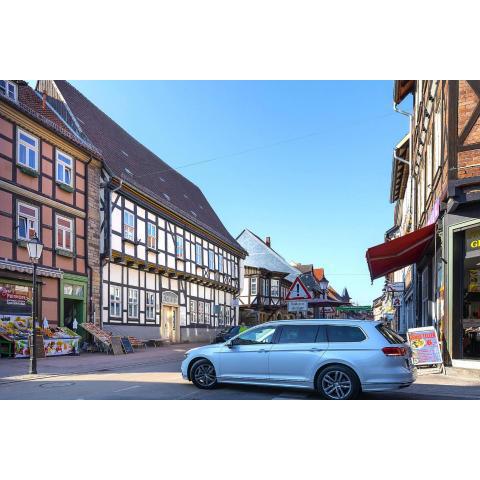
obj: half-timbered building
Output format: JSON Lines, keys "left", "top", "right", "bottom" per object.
{"left": 367, "top": 80, "right": 480, "bottom": 367}
{"left": 236, "top": 229, "right": 301, "bottom": 323}
{"left": 38, "top": 81, "right": 246, "bottom": 343}
{"left": 0, "top": 81, "right": 102, "bottom": 332}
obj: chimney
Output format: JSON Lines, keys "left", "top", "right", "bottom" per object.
{"left": 265, "top": 236, "right": 271, "bottom": 247}
{"left": 42, "top": 91, "right": 47, "bottom": 111}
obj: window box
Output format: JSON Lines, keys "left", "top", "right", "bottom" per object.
{"left": 56, "top": 248, "right": 75, "bottom": 258}
{"left": 18, "top": 165, "right": 40, "bottom": 178}
{"left": 56, "top": 181, "right": 74, "bottom": 193}
{"left": 16, "top": 239, "right": 28, "bottom": 248}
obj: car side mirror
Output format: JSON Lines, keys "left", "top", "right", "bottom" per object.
{"left": 226, "top": 341, "right": 233, "bottom": 348}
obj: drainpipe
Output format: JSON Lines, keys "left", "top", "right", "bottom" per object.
{"left": 394, "top": 101, "right": 415, "bottom": 331}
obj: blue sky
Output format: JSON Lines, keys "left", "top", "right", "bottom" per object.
{"left": 66, "top": 81, "right": 407, "bottom": 305}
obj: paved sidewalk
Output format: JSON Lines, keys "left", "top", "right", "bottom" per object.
{"left": 0, "top": 343, "right": 201, "bottom": 384}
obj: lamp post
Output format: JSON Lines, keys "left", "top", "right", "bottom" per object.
{"left": 318, "top": 276, "right": 329, "bottom": 319}
{"left": 26, "top": 233, "right": 43, "bottom": 375}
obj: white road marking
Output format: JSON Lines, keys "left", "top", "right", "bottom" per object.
{"left": 113, "top": 385, "right": 142, "bottom": 393}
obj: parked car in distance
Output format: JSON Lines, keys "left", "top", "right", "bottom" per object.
{"left": 182, "top": 319, "right": 416, "bottom": 399}
{"left": 211, "top": 325, "right": 242, "bottom": 344}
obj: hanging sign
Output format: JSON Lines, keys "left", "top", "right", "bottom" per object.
{"left": 287, "top": 301, "right": 308, "bottom": 312}
{"left": 407, "top": 326, "right": 442, "bottom": 366}
{"left": 286, "top": 277, "right": 312, "bottom": 301}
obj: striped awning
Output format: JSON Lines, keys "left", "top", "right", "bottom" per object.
{"left": 0, "top": 259, "right": 63, "bottom": 279}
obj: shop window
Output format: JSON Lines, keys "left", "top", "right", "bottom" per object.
{"left": 147, "top": 222, "right": 156, "bottom": 249}
{"left": 463, "top": 227, "right": 480, "bottom": 358}
{"left": 56, "top": 215, "right": 74, "bottom": 251}
{"left": 123, "top": 210, "right": 135, "bottom": 241}
{"left": 176, "top": 235, "right": 184, "bottom": 259}
{"left": 198, "top": 301, "right": 204, "bottom": 324}
{"left": 56, "top": 150, "right": 73, "bottom": 186}
{"left": 17, "top": 129, "right": 39, "bottom": 171}
{"left": 17, "top": 202, "right": 39, "bottom": 240}
{"left": 0, "top": 80, "right": 17, "bottom": 101}
{"left": 146, "top": 291, "right": 155, "bottom": 320}
{"left": 190, "top": 299, "right": 197, "bottom": 323}
{"left": 127, "top": 288, "right": 139, "bottom": 318}
{"left": 110, "top": 286, "right": 122, "bottom": 317}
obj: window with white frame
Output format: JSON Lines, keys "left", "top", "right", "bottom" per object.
{"left": 176, "top": 235, "right": 184, "bottom": 259}
{"left": 0, "top": 81, "right": 17, "bottom": 101}
{"left": 251, "top": 277, "right": 258, "bottom": 296}
{"left": 17, "top": 202, "right": 39, "bottom": 240}
{"left": 263, "top": 279, "right": 270, "bottom": 297}
{"left": 190, "top": 299, "right": 197, "bottom": 323}
{"left": 218, "top": 254, "right": 223, "bottom": 273}
{"left": 110, "top": 286, "right": 122, "bottom": 317}
{"left": 195, "top": 244, "right": 203, "bottom": 265}
{"left": 204, "top": 302, "right": 211, "bottom": 325}
{"left": 56, "top": 215, "right": 73, "bottom": 251}
{"left": 271, "top": 279, "right": 280, "bottom": 297}
{"left": 208, "top": 250, "right": 215, "bottom": 269}
{"left": 198, "top": 301, "right": 205, "bottom": 324}
{"left": 233, "top": 262, "right": 238, "bottom": 279}
{"left": 124, "top": 211, "right": 135, "bottom": 241}
{"left": 218, "top": 305, "right": 225, "bottom": 326}
{"left": 56, "top": 150, "right": 73, "bottom": 186}
{"left": 17, "top": 129, "right": 38, "bottom": 171}
{"left": 128, "top": 288, "right": 139, "bottom": 318}
{"left": 225, "top": 307, "right": 231, "bottom": 326}
{"left": 147, "top": 222, "right": 156, "bottom": 249}
{"left": 146, "top": 292, "right": 155, "bottom": 320}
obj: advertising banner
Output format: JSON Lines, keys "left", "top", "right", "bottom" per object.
{"left": 407, "top": 326, "right": 442, "bottom": 366}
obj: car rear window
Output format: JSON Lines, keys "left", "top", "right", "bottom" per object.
{"left": 327, "top": 325, "right": 366, "bottom": 343}
{"left": 278, "top": 325, "right": 319, "bottom": 344}
{"left": 375, "top": 324, "right": 405, "bottom": 344}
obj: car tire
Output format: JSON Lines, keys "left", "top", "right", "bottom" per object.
{"left": 190, "top": 359, "right": 218, "bottom": 390}
{"left": 316, "top": 365, "right": 360, "bottom": 400}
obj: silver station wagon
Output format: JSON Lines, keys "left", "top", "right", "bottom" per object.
{"left": 181, "top": 319, "right": 416, "bottom": 399}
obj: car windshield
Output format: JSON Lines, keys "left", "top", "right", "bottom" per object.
{"left": 376, "top": 324, "right": 405, "bottom": 344}
{"left": 235, "top": 326, "right": 276, "bottom": 345}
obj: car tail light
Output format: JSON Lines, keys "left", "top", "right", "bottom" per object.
{"left": 382, "top": 346, "right": 407, "bottom": 357}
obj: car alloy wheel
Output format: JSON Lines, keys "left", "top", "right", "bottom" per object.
{"left": 191, "top": 360, "right": 217, "bottom": 389}
{"left": 321, "top": 370, "right": 353, "bottom": 399}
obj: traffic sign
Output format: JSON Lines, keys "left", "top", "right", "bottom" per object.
{"left": 287, "top": 301, "right": 308, "bottom": 312}
{"left": 286, "top": 277, "right": 312, "bottom": 301}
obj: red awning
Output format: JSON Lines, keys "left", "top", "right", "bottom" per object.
{"left": 366, "top": 224, "right": 435, "bottom": 281}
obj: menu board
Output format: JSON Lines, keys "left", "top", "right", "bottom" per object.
{"left": 407, "top": 327, "right": 443, "bottom": 366}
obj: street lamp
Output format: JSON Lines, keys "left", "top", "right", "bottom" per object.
{"left": 26, "top": 233, "right": 43, "bottom": 375}
{"left": 318, "top": 276, "right": 329, "bottom": 319}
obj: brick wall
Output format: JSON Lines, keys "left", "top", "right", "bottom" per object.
{"left": 87, "top": 160, "right": 102, "bottom": 325}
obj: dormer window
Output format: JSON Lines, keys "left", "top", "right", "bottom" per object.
{"left": 0, "top": 80, "right": 17, "bottom": 101}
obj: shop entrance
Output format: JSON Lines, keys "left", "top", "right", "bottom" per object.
{"left": 63, "top": 299, "right": 84, "bottom": 334}
{"left": 161, "top": 305, "right": 178, "bottom": 342}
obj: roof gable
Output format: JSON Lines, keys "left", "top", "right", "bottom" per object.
{"left": 236, "top": 229, "right": 301, "bottom": 282}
